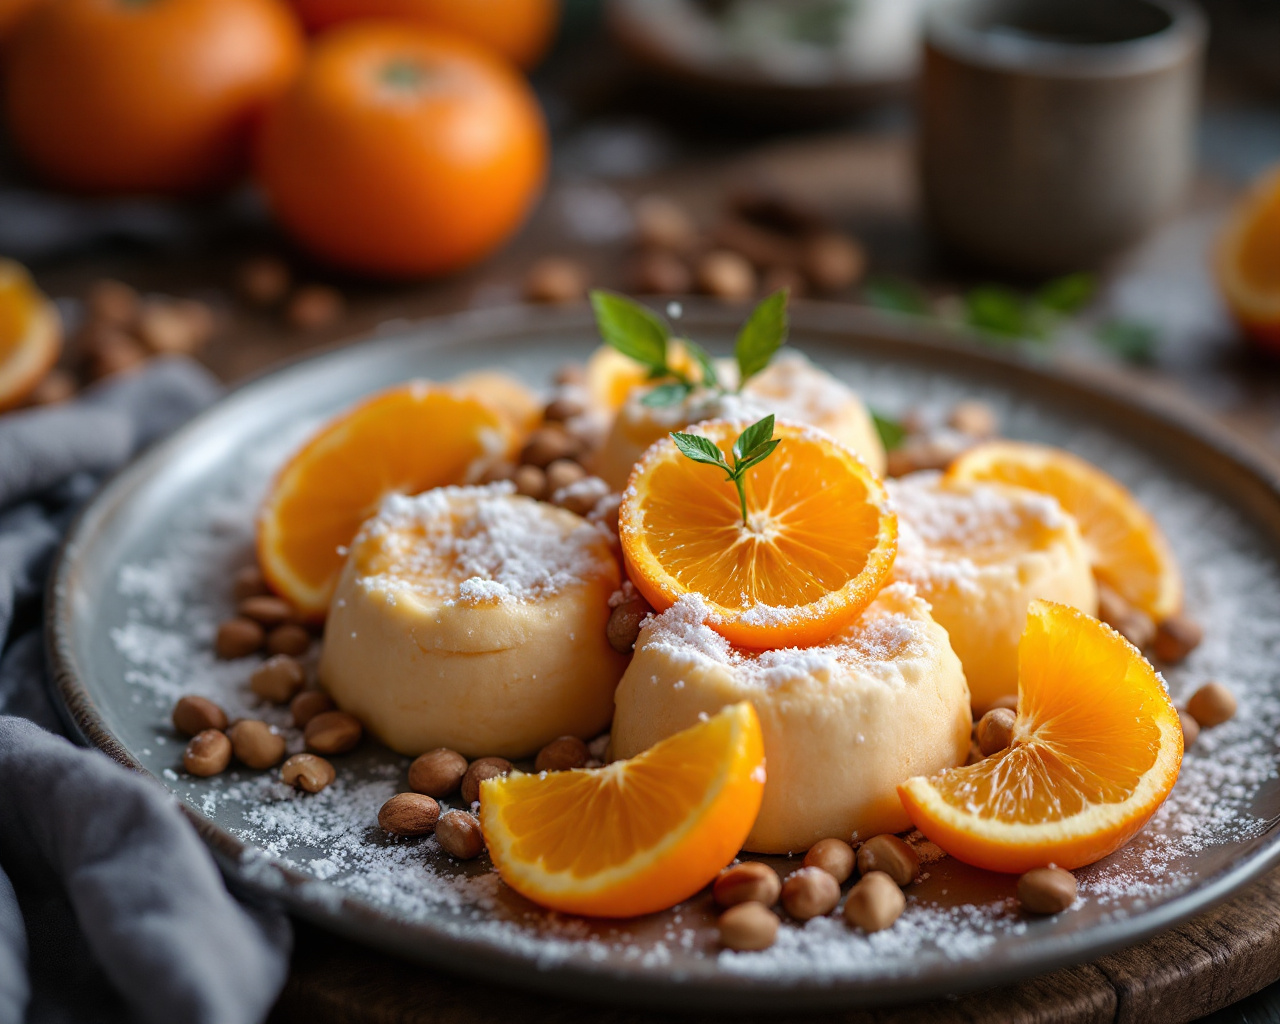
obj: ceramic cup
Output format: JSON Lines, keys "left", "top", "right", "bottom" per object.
{"left": 919, "top": 0, "right": 1207, "bottom": 276}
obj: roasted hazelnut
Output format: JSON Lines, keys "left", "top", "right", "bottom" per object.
{"left": 976, "top": 707, "right": 1016, "bottom": 756}
{"left": 947, "top": 401, "right": 998, "bottom": 439}
{"left": 290, "top": 689, "right": 334, "bottom": 729}
{"left": 543, "top": 395, "right": 587, "bottom": 423}
{"left": 512, "top": 464, "right": 548, "bottom": 500}
{"left": 249, "top": 655, "right": 306, "bottom": 704}
{"left": 1017, "top": 867, "right": 1077, "bottom": 915}
{"left": 632, "top": 251, "right": 692, "bottom": 295}
{"left": 408, "top": 748, "right": 469, "bottom": 797}
{"left": 227, "top": 720, "right": 286, "bottom": 770}
{"left": 634, "top": 194, "right": 697, "bottom": 252}
{"left": 607, "top": 597, "right": 651, "bottom": 653}
{"left": 519, "top": 426, "right": 582, "bottom": 468}
{"left": 714, "top": 862, "right": 781, "bottom": 909}
{"left": 136, "top": 298, "right": 214, "bottom": 355}
{"left": 28, "top": 370, "right": 76, "bottom": 406}
{"left": 237, "top": 595, "right": 294, "bottom": 627}
{"left": 287, "top": 285, "right": 343, "bottom": 331}
{"left": 553, "top": 476, "right": 608, "bottom": 517}
{"left": 535, "top": 736, "right": 589, "bottom": 773}
{"left": 379, "top": 793, "right": 441, "bottom": 836}
{"left": 304, "top": 710, "right": 363, "bottom": 755}
{"left": 215, "top": 618, "right": 264, "bottom": 659}
{"left": 717, "top": 902, "right": 778, "bottom": 951}
{"left": 435, "top": 809, "right": 485, "bottom": 859}
{"left": 266, "top": 623, "right": 311, "bottom": 657}
{"left": 696, "top": 250, "right": 756, "bottom": 300}
{"left": 1186, "top": 681, "right": 1236, "bottom": 729}
{"left": 524, "top": 257, "right": 588, "bottom": 304}
{"left": 1178, "top": 708, "right": 1200, "bottom": 749}
{"left": 856, "top": 834, "right": 919, "bottom": 887}
{"left": 545, "top": 458, "right": 586, "bottom": 494}
{"left": 84, "top": 326, "right": 147, "bottom": 380}
{"left": 804, "top": 838, "right": 855, "bottom": 884}
{"left": 237, "top": 256, "right": 291, "bottom": 307}
{"left": 781, "top": 867, "right": 841, "bottom": 921}
{"left": 281, "top": 753, "right": 335, "bottom": 794}
{"left": 801, "top": 233, "right": 865, "bottom": 293}
{"left": 1153, "top": 613, "right": 1203, "bottom": 664}
{"left": 172, "top": 695, "right": 228, "bottom": 737}
{"left": 87, "top": 278, "right": 140, "bottom": 327}
{"left": 183, "top": 729, "right": 231, "bottom": 777}
{"left": 460, "top": 756, "right": 512, "bottom": 805}
{"left": 232, "top": 565, "right": 269, "bottom": 601}
{"left": 844, "top": 871, "right": 905, "bottom": 932}
{"left": 1097, "top": 583, "right": 1156, "bottom": 650}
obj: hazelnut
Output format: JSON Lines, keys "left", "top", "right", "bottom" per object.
{"left": 137, "top": 298, "right": 215, "bottom": 355}
{"left": 266, "top": 623, "right": 311, "bottom": 657}
{"left": 634, "top": 195, "right": 697, "bottom": 252}
{"left": 696, "top": 250, "right": 756, "bottom": 301}
{"left": 249, "top": 654, "right": 306, "bottom": 704}
{"left": 290, "top": 689, "right": 334, "bottom": 729}
{"left": 717, "top": 902, "right": 778, "bottom": 951}
{"left": 28, "top": 370, "right": 76, "bottom": 406}
{"left": 460, "top": 756, "right": 512, "bottom": 805}
{"left": 287, "top": 285, "right": 343, "bottom": 331}
{"left": 183, "top": 729, "right": 231, "bottom": 777}
{"left": 844, "top": 871, "right": 905, "bottom": 932}
{"left": 804, "top": 838, "right": 855, "bottom": 884}
{"left": 1017, "top": 867, "right": 1077, "bottom": 915}
{"left": 543, "top": 395, "right": 587, "bottom": 423}
{"left": 632, "top": 251, "right": 692, "bottom": 295}
{"left": 435, "top": 809, "right": 485, "bottom": 859}
{"left": 477, "top": 461, "right": 516, "bottom": 485}
{"left": 856, "top": 834, "right": 919, "bottom": 887}
{"left": 553, "top": 476, "right": 608, "bottom": 517}
{"left": 87, "top": 278, "right": 140, "bottom": 327}
{"left": 760, "top": 265, "right": 807, "bottom": 299}
{"left": 1186, "top": 681, "right": 1236, "bottom": 729}
{"left": 1097, "top": 583, "right": 1155, "bottom": 650}
{"left": 512, "top": 464, "right": 548, "bottom": 500}
{"left": 947, "top": 401, "right": 998, "bottom": 439}
{"left": 975, "top": 707, "right": 1016, "bottom": 757}
{"left": 237, "top": 256, "right": 291, "bottom": 307}
{"left": 781, "top": 867, "right": 841, "bottom": 921}
{"left": 237, "top": 595, "right": 294, "bottom": 627}
{"left": 172, "top": 695, "right": 228, "bottom": 737}
{"left": 713, "top": 862, "right": 781, "bottom": 909}
{"left": 545, "top": 458, "right": 586, "bottom": 494}
{"left": 607, "top": 597, "right": 651, "bottom": 653}
{"left": 519, "top": 426, "right": 582, "bottom": 468}
{"left": 524, "top": 257, "right": 588, "bottom": 304}
{"left": 408, "top": 748, "right": 469, "bottom": 797}
{"left": 304, "top": 710, "right": 363, "bottom": 755}
{"left": 712, "top": 218, "right": 800, "bottom": 270}
{"left": 215, "top": 618, "right": 264, "bottom": 659}
{"left": 1178, "top": 708, "right": 1200, "bottom": 749}
{"left": 1153, "top": 613, "right": 1203, "bottom": 664}
{"left": 801, "top": 233, "right": 865, "bottom": 293}
{"left": 281, "top": 753, "right": 335, "bottom": 794}
{"left": 85, "top": 327, "right": 147, "bottom": 380}
{"left": 535, "top": 736, "right": 589, "bottom": 773}
{"left": 232, "top": 565, "right": 268, "bottom": 601}
{"left": 227, "top": 720, "right": 286, "bottom": 770}
{"left": 378, "top": 793, "right": 441, "bottom": 837}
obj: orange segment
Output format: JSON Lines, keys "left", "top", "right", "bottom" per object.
{"left": 0, "top": 259, "right": 60, "bottom": 412}
{"left": 1216, "top": 164, "right": 1280, "bottom": 349}
{"left": 479, "top": 701, "right": 765, "bottom": 918}
{"left": 620, "top": 419, "right": 897, "bottom": 649}
{"left": 948, "top": 441, "right": 1181, "bottom": 621}
{"left": 257, "top": 383, "right": 515, "bottom": 618}
{"left": 898, "top": 600, "right": 1182, "bottom": 873}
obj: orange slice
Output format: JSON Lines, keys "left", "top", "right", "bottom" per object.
{"left": 1216, "top": 163, "right": 1280, "bottom": 350}
{"left": 0, "top": 259, "right": 60, "bottom": 412}
{"left": 948, "top": 441, "right": 1181, "bottom": 621}
{"left": 451, "top": 369, "right": 541, "bottom": 437}
{"left": 479, "top": 701, "right": 765, "bottom": 918}
{"left": 898, "top": 600, "right": 1182, "bottom": 873}
{"left": 258, "top": 383, "right": 515, "bottom": 619}
{"left": 619, "top": 419, "right": 897, "bottom": 649}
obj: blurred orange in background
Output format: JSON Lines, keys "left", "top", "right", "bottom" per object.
{"left": 1217, "top": 164, "right": 1280, "bottom": 353}
{"left": 255, "top": 21, "right": 547, "bottom": 278}
{"left": 4, "top": 0, "right": 304, "bottom": 195}
{"left": 0, "top": 0, "right": 41, "bottom": 42}
{"left": 289, "top": 0, "right": 559, "bottom": 68}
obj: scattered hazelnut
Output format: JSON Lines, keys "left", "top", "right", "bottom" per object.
{"left": 856, "top": 834, "right": 919, "bottom": 887}
{"left": 183, "top": 729, "right": 231, "bottom": 777}
{"left": 1178, "top": 708, "right": 1200, "bottom": 749}
{"left": 281, "top": 753, "right": 335, "bottom": 794}
{"left": 553, "top": 476, "right": 609, "bottom": 517}
{"left": 237, "top": 595, "right": 295, "bottom": 627}
{"left": 232, "top": 565, "right": 269, "bottom": 601}
{"left": 729, "top": 188, "right": 825, "bottom": 235}
{"left": 237, "top": 256, "right": 291, "bottom": 307}
{"left": 408, "top": 748, "right": 469, "bottom": 797}
{"left": 545, "top": 458, "right": 586, "bottom": 494}
{"left": 215, "top": 618, "right": 264, "bottom": 659}
{"left": 172, "top": 695, "right": 228, "bottom": 737}
{"left": 543, "top": 395, "right": 587, "bottom": 423}
{"left": 435, "top": 809, "right": 485, "bottom": 859}
{"left": 379, "top": 793, "right": 441, "bottom": 837}
{"left": 87, "top": 278, "right": 140, "bottom": 327}
{"left": 804, "top": 838, "right": 855, "bottom": 884}
{"left": 1186, "top": 681, "right": 1236, "bottom": 729}
{"left": 28, "top": 370, "right": 76, "bottom": 406}
{"left": 712, "top": 219, "right": 800, "bottom": 270}
{"left": 287, "top": 285, "right": 343, "bottom": 331}
{"left": 460, "top": 756, "right": 512, "bottom": 805}
{"left": 1017, "top": 867, "right": 1077, "bottom": 914}
{"left": 266, "top": 623, "right": 311, "bottom": 657}
{"left": 802, "top": 233, "right": 865, "bottom": 293}
{"left": 290, "top": 689, "right": 334, "bottom": 729}
{"left": 227, "top": 719, "right": 286, "bottom": 769}
{"left": 512, "top": 464, "right": 548, "bottom": 500}
{"left": 1153, "top": 614, "right": 1203, "bottom": 664}
{"left": 305, "top": 710, "right": 363, "bottom": 755}
{"left": 975, "top": 707, "right": 1016, "bottom": 757}
{"left": 634, "top": 195, "right": 697, "bottom": 252}
{"left": 696, "top": 250, "right": 756, "bottom": 300}
{"left": 524, "top": 257, "right": 588, "bottom": 304}
{"left": 844, "top": 871, "right": 905, "bottom": 932}
{"left": 781, "top": 867, "right": 841, "bottom": 921}
{"left": 632, "top": 250, "right": 692, "bottom": 295}
{"left": 250, "top": 654, "right": 306, "bottom": 704}
{"left": 535, "top": 736, "right": 589, "bottom": 773}
{"left": 760, "top": 265, "right": 807, "bottom": 299}
{"left": 136, "top": 298, "right": 215, "bottom": 355}
{"left": 717, "top": 902, "right": 778, "bottom": 951}
{"left": 1097, "top": 583, "right": 1156, "bottom": 650}
{"left": 947, "top": 401, "right": 998, "bottom": 439}
{"left": 84, "top": 326, "right": 147, "bottom": 379}
{"left": 607, "top": 597, "right": 651, "bottom": 653}
{"left": 714, "top": 862, "right": 781, "bottom": 909}
{"left": 519, "top": 426, "right": 582, "bottom": 468}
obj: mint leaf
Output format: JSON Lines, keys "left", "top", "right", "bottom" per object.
{"left": 735, "top": 290, "right": 789, "bottom": 388}
{"left": 684, "top": 340, "right": 720, "bottom": 390}
{"left": 734, "top": 438, "right": 780, "bottom": 474}
{"left": 670, "top": 432, "right": 728, "bottom": 469}
{"left": 1095, "top": 319, "right": 1157, "bottom": 364}
{"left": 863, "top": 277, "right": 931, "bottom": 316}
{"left": 590, "top": 290, "right": 668, "bottom": 369}
{"left": 1037, "top": 273, "right": 1096, "bottom": 315}
{"left": 641, "top": 382, "right": 692, "bottom": 407}
{"left": 965, "top": 285, "right": 1035, "bottom": 340}
{"left": 872, "top": 411, "right": 907, "bottom": 452}
{"left": 732, "top": 415, "right": 776, "bottom": 464}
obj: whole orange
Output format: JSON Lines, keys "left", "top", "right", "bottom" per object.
{"left": 5, "top": 0, "right": 305, "bottom": 195}
{"left": 0, "top": 0, "right": 44, "bottom": 42}
{"left": 254, "top": 22, "right": 548, "bottom": 278}
{"left": 290, "top": 0, "right": 559, "bottom": 68}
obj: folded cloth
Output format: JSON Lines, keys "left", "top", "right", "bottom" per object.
{"left": 0, "top": 359, "right": 292, "bottom": 1024}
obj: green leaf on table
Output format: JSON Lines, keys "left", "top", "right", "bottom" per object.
{"left": 640, "top": 382, "right": 692, "bottom": 407}
{"left": 735, "top": 289, "right": 789, "bottom": 388}
{"left": 590, "top": 290, "right": 669, "bottom": 369}
{"left": 1036, "top": 273, "right": 1097, "bottom": 315}
{"left": 862, "top": 277, "right": 932, "bottom": 316}
{"left": 1095, "top": 319, "right": 1158, "bottom": 364}
{"left": 732, "top": 414, "right": 776, "bottom": 464}
{"left": 684, "top": 339, "right": 720, "bottom": 390}
{"left": 670, "top": 432, "right": 728, "bottom": 469}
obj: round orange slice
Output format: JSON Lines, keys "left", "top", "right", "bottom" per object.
{"left": 479, "top": 701, "right": 765, "bottom": 918}
{"left": 258, "top": 383, "right": 515, "bottom": 619}
{"left": 948, "top": 441, "right": 1181, "bottom": 621}
{"left": 0, "top": 258, "right": 60, "bottom": 412}
{"left": 1216, "top": 163, "right": 1280, "bottom": 351}
{"left": 619, "top": 419, "right": 897, "bottom": 649}
{"left": 898, "top": 600, "right": 1182, "bottom": 873}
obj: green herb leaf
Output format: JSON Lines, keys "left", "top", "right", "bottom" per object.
{"left": 872, "top": 411, "right": 907, "bottom": 452}
{"left": 965, "top": 285, "right": 1035, "bottom": 340}
{"left": 641, "top": 382, "right": 693, "bottom": 407}
{"left": 670, "top": 432, "right": 728, "bottom": 469}
{"left": 683, "top": 339, "right": 720, "bottom": 390}
{"left": 735, "top": 290, "right": 789, "bottom": 388}
{"left": 734, "top": 438, "right": 780, "bottom": 474}
{"left": 863, "top": 277, "right": 931, "bottom": 316}
{"left": 1095, "top": 319, "right": 1158, "bottom": 364}
{"left": 1036, "top": 273, "right": 1096, "bottom": 315}
{"left": 590, "top": 290, "right": 669, "bottom": 369}
{"left": 732, "top": 414, "right": 776, "bottom": 464}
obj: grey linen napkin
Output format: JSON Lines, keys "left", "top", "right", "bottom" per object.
{"left": 0, "top": 358, "right": 292, "bottom": 1024}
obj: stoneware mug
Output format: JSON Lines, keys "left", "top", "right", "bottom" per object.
{"left": 919, "top": 0, "right": 1207, "bottom": 276}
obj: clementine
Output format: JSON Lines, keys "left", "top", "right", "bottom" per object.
{"left": 5, "top": 0, "right": 304, "bottom": 195}
{"left": 290, "top": 0, "right": 559, "bottom": 68}
{"left": 254, "top": 21, "right": 548, "bottom": 278}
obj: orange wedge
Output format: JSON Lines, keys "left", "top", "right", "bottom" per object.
{"left": 479, "top": 701, "right": 765, "bottom": 918}
{"left": 1216, "top": 163, "right": 1280, "bottom": 351}
{"left": 0, "top": 259, "right": 60, "bottom": 412}
{"left": 898, "top": 600, "right": 1182, "bottom": 873}
{"left": 619, "top": 419, "right": 897, "bottom": 649}
{"left": 258, "top": 383, "right": 515, "bottom": 619}
{"left": 948, "top": 441, "right": 1181, "bottom": 621}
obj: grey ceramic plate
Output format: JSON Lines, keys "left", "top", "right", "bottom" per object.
{"left": 47, "top": 302, "right": 1280, "bottom": 1011}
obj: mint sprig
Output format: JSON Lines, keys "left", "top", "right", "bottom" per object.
{"left": 734, "top": 289, "right": 788, "bottom": 389}
{"left": 671, "top": 415, "right": 780, "bottom": 526}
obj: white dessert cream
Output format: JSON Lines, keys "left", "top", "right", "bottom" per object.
{"left": 888, "top": 471, "right": 1098, "bottom": 711}
{"left": 592, "top": 352, "right": 886, "bottom": 489}
{"left": 320, "top": 483, "right": 627, "bottom": 758}
{"left": 610, "top": 583, "right": 971, "bottom": 853}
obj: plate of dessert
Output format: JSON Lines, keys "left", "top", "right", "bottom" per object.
{"left": 48, "top": 295, "right": 1280, "bottom": 1011}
